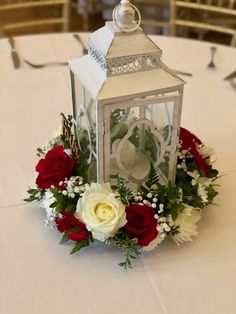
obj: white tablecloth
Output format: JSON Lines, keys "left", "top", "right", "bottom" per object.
{"left": 0, "top": 33, "right": 236, "bottom": 314}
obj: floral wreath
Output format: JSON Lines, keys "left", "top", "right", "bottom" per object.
{"left": 25, "top": 115, "right": 219, "bottom": 269}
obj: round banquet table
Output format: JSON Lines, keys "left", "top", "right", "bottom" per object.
{"left": 0, "top": 33, "right": 236, "bottom": 314}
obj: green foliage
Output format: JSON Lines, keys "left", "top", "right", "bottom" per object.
{"left": 110, "top": 108, "right": 126, "bottom": 129}
{"left": 24, "top": 188, "right": 42, "bottom": 202}
{"left": 145, "top": 163, "right": 159, "bottom": 189}
{"left": 66, "top": 227, "right": 82, "bottom": 236}
{"left": 157, "top": 181, "right": 181, "bottom": 204}
{"left": 169, "top": 203, "right": 185, "bottom": 221}
{"left": 206, "top": 185, "right": 218, "bottom": 203}
{"left": 50, "top": 187, "right": 78, "bottom": 214}
{"left": 144, "top": 128, "right": 158, "bottom": 161}
{"left": 70, "top": 239, "right": 90, "bottom": 255}
{"left": 110, "top": 109, "right": 140, "bottom": 148}
{"left": 169, "top": 225, "right": 180, "bottom": 236}
{"left": 59, "top": 225, "right": 93, "bottom": 255}
{"left": 111, "top": 174, "right": 133, "bottom": 205}
{"left": 139, "top": 165, "right": 185, "bottom": 221}
{"left": 59, "top": 234, "right": 70, "bottom": 244}
{"left": 60, "top": 229, "right": 93, "bottom": 255}
{"left": 176, "top": 167, "right": 201, "bottom": 207}
{"left": 208, "top": 167, "right": 219, "bottom": 179}
{"left": 175, "top": 166, "right": 218, "bottom": 208}
{"left": 113, "top": 231, "right": 142, "bottom": 270}
{"left": 155, "top": 181, "right": 184, "bottom": 220}
{"left": 36, "top": 147, "right": 44, "bottom": 157}
{"left": 110, "top": 108, "right": 129, "bottom": 142}
{"left": 74, "top": 129, "right": 95, "bottom": 183}
{"left": 127, "top": 126, "right": 139, "bottom": 147}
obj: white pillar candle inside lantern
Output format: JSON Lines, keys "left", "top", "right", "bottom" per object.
{"left": 69, "top": 0, "right": 185, "bottom": 189}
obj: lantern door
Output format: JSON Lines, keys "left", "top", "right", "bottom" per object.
{"left": 102, "top": 91, "right": 182, "bottom": 188}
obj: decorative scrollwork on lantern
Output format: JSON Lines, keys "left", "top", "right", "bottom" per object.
{"left": 115, "top": 119, "right": 166, "bottom": 183}
{"left": 89, "top": 41, "right": 161, "bottom": 75}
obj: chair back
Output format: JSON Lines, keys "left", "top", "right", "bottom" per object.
{"left": 134, "top": 0, "right": 171, "bottom": 34}
{"left": 0, "top": 0, "right": 69, "bottom": 37}
{"left": 170, "top": 0, "right": 236, "bottom": 46}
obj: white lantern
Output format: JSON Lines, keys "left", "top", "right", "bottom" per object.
{"left": 69, "top": 0, "right": 185, "bottom": 189}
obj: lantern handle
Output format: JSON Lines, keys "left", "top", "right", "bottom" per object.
{"left": 112, "top": 0, "right": 141, "bottom": 33}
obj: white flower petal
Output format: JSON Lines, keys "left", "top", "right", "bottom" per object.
{"left": 142, "top": 234, "right": 164, "bottom": 251}
{"left": 173, "top": 205, "right": 201, "bottom": 245}
{"left": 39, "top": 190, "right": 57, "bottom": 228}
{"left": 75, "top": 182, "right": 126, "bottom": 241}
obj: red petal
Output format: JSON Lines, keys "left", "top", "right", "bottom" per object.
{"left": 137, "top": 222, "right": 158, "bottom": 246}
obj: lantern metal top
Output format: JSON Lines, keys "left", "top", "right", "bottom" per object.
{"left": 69, "top": 57, "right": 184, "bottom": 103}
{"left": 68, "top": 0, "right": 185, "bottom": 103}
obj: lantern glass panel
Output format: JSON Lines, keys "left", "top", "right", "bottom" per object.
{"left": 71, "top": 74, "right": 97, "bottom": 181}
{"left": 145, "top": 101, "right": 174, "bottom": 146}
{"left": 71, "top": 72, "right": 81, "bottom": 122}
{"left": 158, "top": 150, "right": 171, "bottom": 185}
{"left": 107, "top": 97, "right": 176, "bottom": 186}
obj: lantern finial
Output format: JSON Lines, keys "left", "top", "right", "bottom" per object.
{"left": 112, "top": 0, "right": 141, "bottom": 32}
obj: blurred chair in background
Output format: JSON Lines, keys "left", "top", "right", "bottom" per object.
{"left": 170, "top": 0, "right": 236, "bottom": 46}
{"left": 71, "top": 0, "right": 113, "bottom": 31}
{"left": 134, "top": 0, "right": 171, "bottom": 34}
{"left": 0, "top": 0, "right": 70, "bottom": 37}
{"left": 101, "top": 0, "right": 116, "bottom": 23}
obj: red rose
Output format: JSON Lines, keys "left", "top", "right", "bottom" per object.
{"left": 124, "top": 204, "right": 158, "bottom": 246}
{"left": 36, "top": 146, "right": 75, "bottom": 189}
{"left": 179, "top": 127, "right": 209, "bottom": 176}
{"left": 55, "top": 211, "right": 89, "bottom": 241}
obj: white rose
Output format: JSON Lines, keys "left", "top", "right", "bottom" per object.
{"left": 173, "top": 205, "right": 202, "bottom": 245}
{"left": 75, "top": 182, "right": 126, "bottom": 242}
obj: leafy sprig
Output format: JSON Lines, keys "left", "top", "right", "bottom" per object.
{"left": 113, "top": 230, "right": 142, "bottom": 270}
{"left": 111, "top": 174, "right": 134, "bottom": 205}
{"left": 145, "top": 163, "right": 159, "bottom": 189}
{"left": 49, "top": 187, "right": 78, "bottom": 214}
{"left": 70, "top": 239, "right": 90, "bottom": 255}
{"left": 36, "top": 147, "right": 45, "bottom": 157}
{"left": 24, "top": 188, "right": 43, "bottom": 202}
{"left": 59, "top": 231, "right": 93, "bottom": 255}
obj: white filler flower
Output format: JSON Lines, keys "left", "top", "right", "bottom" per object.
{"left": 173, "top": 205, "right": 202, "bottom": 245}
{"left": 39, "top": 190, "right": 56, "bottom": 228}
{"left": 76, "top": 183, "right": 126, "bottom": 242}
{"left": 197, "top": 144, "right": 216, "bottom": 165}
